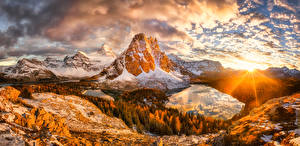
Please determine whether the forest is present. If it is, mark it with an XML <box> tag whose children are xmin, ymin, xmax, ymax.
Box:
<box><xmin>14</xmin><ymin>82</ymin><xmax>230</xmax><ymax>136</ymax></box>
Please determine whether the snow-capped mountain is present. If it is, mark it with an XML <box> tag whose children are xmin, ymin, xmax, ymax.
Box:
<box><xmin>4</xmin><ymin>58</ymin><xmax>58</xmax><ymax>82</ymax></box>
<box><xmin>3</xmin><ymin>50</ymin><xmax>116</xmax><ymax>82</ymax></box>
<box><xmin>90</xmin><ymin>33</ymin><xmax>190</xmax><ymax>91</ymax></box>
<box><xmin>98</xmin><ymin>44</ymin><xmax>116</xmax><ymax>58</ymax></box>
<box><xmin>168</xmin><ymin>54</ymin><xmax>224</xmax><ymax>76</ymax></box>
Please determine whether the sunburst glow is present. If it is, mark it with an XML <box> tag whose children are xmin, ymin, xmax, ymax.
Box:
<box><xmin>226</xmin><ymin>59</ymin><xmax>269</xmax><ymax>71</ymax></box>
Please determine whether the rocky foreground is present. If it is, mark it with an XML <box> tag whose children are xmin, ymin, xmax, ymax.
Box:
<box><xmin>0</xmin><ymin>86</ymin><xmax>151</xmax><ymax>145</ymax></box>
<box><xmin>0</xmin><ymin>86</ymin><xmax>299</xmax><ymax>145</ymax></box>
<box><xmin>0</xmin><ymin>86</ymin><xmax>226</xmax><ymax>145</ymax></box>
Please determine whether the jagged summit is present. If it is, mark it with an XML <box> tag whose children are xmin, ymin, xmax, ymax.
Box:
<box><xmin>63</xmin><ymin>51</ymin><xmax>91</xmax><ymax>70</ymax></box>
<box><xmin>92</xmin><ymin>33</ymin><xmax>189</xmax><ymax>91</ymax></box>
<box><xmin>64</xmin><ymin>51</ymin><xmax>89</xmax><ymax>63</ymax></box>
<box><xmin>124</xmin><ymin>33</ymin><xmax>173</xmax><ymax>76</ymax></box>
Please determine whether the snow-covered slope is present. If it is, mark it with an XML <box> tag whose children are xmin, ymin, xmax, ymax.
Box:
<box><xmin>91</xmin><ymin>33</ymin><xmax>190</xmax><ymax>91</ymax></box>
<box><xmin>168</xmin><ymin>54</ymin><xmax>224</xmax><ymax>76</ymax></box>
<box><xmin>3</xmin><ymin>50</ymin><xmax>116</xmax><ymax>81</ymax></box>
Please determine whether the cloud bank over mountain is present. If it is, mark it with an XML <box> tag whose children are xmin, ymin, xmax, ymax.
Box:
<box><xmin>0</xmin><ymin>0</ymin><xmax>299</xmax><ymax>69</ymax></box>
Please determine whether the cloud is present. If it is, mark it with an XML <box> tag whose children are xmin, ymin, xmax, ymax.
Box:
<box><xmin>44</xmin><ymin>0</ymin><xmax>238</xmax><ymax>47</ymax></box>
<box><xmin>0</xmin><ymin>26</ymin><xmax>23</xmax><ymax>48</ymax></box>
<box><xmin>7</xmin><ymin>47</ymin><xmax>67</xmax><ymax>57</ymax></box>
<box><xmin>0</xmin><ymin>0</ymin><xmax>74</xmax><ymax>47</ymax></box>
<box><xmin>137</xmin><ymin>19</ymin><xmax>192</xmax><ymax>41</ymax></box>
<box><xmin>0</xmin><ymin>0</ymin><xmax>299</xmax><ymax>70</ymax></box>
<box><xmin>5</xmin><ymin>36</ymin><xmax>69</xmax><ymax>57</ymax></box>
<box><xmin>0</xmin><ymin>0</ymin><xmax>238</xmax><ymax>50</ymax></box>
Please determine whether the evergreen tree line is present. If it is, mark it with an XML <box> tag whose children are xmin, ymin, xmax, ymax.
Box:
<box><xmin>14</xmin><ymin>83</ymin><xmax>230</xmax><ymax>136</ymax></box>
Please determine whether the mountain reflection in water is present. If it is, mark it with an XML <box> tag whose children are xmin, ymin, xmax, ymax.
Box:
<box><xmin>167</xmin><ymin>84</ymin><xmax>244</xmax><ymax>120</ymax></box>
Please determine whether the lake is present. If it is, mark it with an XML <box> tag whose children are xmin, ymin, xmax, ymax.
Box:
<box><xmin>166</xmin><ymin>84</ymin><xmax>244</xmax><ymax>120</ymax></box>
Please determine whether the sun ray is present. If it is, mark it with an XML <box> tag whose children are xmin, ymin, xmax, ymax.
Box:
<box><xmin>250</xmin><ymin>72</ymin><xmax>258</xmax><ymax>106</ymax></box>
<box><xmin>227</xmin><ymin>71</ymin><xmax>249</xmax><ymax>94</ymax></box>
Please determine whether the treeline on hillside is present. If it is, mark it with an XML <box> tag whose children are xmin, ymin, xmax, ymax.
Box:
<box><xmin>14</xmin><ymin>83</ymin><xmax>230</xmax><ymax>136</ymax></box>
<box><xmin>120</xmin><ymin>88</ymin><xmax>169</xmax><ymax>107</ymax></box>
<box><xmin>85</xmin><ymin>95</ymin><xmax>229</xmax><ymax>135</ymax></box>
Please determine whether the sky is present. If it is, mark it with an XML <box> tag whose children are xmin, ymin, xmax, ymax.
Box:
<box><xmin>0</xmin><ymin>0</ymin><xmax>299</xmax><ymax>70</ymax></box>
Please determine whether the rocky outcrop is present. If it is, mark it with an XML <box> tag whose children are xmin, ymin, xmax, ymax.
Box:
<box><xmin>226</xmin><ymin>94</ymin><xmax>300</xmax><ymax>145</ymax></box>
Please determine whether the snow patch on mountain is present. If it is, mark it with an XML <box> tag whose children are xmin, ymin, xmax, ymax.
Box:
<box><xmin>113</xmin><ymin>68</ymin><xmax>136</xmax><ymax>81</ymax></box>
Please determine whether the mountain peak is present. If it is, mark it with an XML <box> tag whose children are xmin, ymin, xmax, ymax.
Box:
<box><xmin>98</xmin><ymin>44</ymin><xmax>116</xmax><ymax>57</ymax></box>
<box><xmin>91</xmin><ymin>33</ymin><xmax>189</xmax><ymax>91</ymax></box>
<box><xmin>75</xmin><ymin>51</ymin><xmax>88</xmax><ymax>58</ymax></box>
<box><xmin>132</xmin><ymin>33</ymin><xmax>147</xmax><ymax>41</ymax></box>
<box><xmin>123</xmin><ymin>33</ymin><xmax>172</xmax><ymax>76</ymax></box>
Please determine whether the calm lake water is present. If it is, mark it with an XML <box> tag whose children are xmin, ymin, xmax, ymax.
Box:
<box><xmin>166</xmin><ymin>84</ymin><xmax>244</xmax><ymax>120</ymax></box>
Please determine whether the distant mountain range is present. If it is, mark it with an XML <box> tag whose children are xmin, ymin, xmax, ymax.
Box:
<box><xmin>1</xmin><ymin>33</ymin><xmax>300</xmax><ymax>92</ymax></box>
<box><xmin>1</xmin><ymin>48</ymin><xmax>116</xmax><ymax>82</ymax></box>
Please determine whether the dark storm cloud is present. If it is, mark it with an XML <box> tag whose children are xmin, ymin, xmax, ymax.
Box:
<box><xmin>0</xmin><ymin>0</ymin><xmax>74</xmax><ymax>47</ymax></box>
<box><xmin>0</xmin><ymin>26</ymin><xmax>23</xmax><ymax>48</ymax></box>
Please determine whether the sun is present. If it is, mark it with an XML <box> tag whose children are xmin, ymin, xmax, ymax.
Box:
<box><xmin>246</xmin><ymin>67</ymin><xmax>256</xmax><ymax>72</ymax></box>
<box><xmin>228</xmin><ymin>59</ymin><xmax>269</xmax><ymax>71</ymax></box>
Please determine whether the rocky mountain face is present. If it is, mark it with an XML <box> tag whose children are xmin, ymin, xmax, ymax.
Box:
<box><xmin>3</xmin><ymin>50</ymin><xmax>116</xmax><ymax>82</ymax></box>
<box><xmin>168</xmin><ymin>54</ymin><xmax>224</xmax><ymax>76</ymax></box>
<box><xmin>91</xmin><ymin>33</ymin><xmax>190</xmax><ymax>91</ymax></box>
